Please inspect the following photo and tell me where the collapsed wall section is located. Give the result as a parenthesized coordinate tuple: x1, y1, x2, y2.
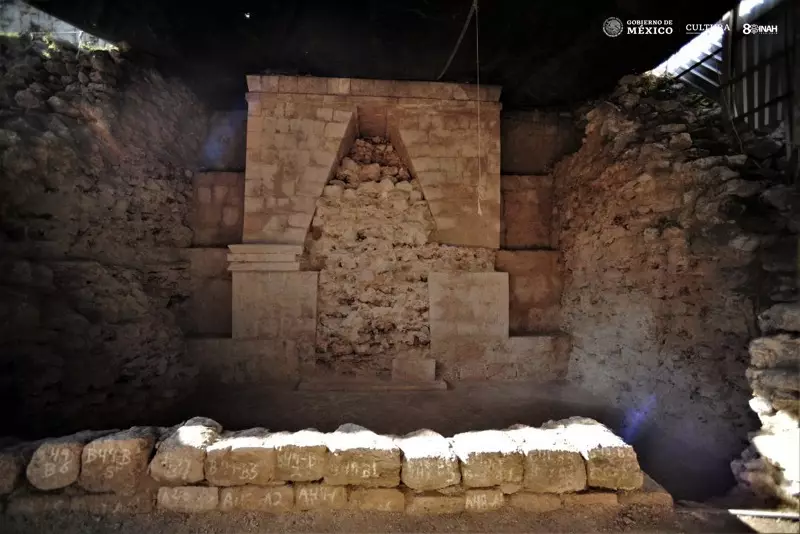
(0, 36, 209, 436)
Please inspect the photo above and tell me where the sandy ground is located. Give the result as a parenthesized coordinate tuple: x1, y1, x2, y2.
(2, 505, 797, 534)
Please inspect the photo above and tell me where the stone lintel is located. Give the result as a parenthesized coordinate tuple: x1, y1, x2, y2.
(246, 75, 502, 102)
(228, 262, 300, 272)
(227, 244, 304, 272)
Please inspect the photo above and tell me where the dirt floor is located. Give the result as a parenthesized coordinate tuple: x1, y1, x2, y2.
(2, 505, 797, 534)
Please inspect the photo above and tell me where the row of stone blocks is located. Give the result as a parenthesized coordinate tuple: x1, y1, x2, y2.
(0, 417, 672, 515)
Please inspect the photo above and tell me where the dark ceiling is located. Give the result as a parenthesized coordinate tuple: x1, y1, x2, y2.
(28, 0, 737, 110)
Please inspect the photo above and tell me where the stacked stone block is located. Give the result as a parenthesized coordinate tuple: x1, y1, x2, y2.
(244, 75, 502, 250)
(732, 302, 800, 507)
(190, 172, 245, 247)
(1, 417, 672, 516)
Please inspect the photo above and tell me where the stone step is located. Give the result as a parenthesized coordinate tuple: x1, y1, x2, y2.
(297, 379, 448, 392)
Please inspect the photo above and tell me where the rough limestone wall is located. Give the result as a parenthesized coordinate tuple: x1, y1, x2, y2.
(553, 75, 793, 500)
(304, 136, 495, 378)
(0, 417, 671, 516)
(0, 36, 209, 436)
(733, 303, 800, 508)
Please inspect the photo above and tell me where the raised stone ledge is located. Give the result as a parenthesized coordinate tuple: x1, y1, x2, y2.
(246, 75, 502, 102)
(2, 418, 671, 515)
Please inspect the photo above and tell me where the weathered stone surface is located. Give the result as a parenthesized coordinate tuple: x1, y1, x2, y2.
(561, 491, 619, 507)
(294, 483, 348, 510)
(0, 447, 25, 495)
(405, 492, 465, 515)
(269, 429, 328, 482)
(70, 492, 155, 514)
(749, 335, 800, 369)
(495, 250, 562, 334)
(465, 488, 506, 512)
(149, 417, 221, 484)
(449, 430, 523, 487)
(79, 427, 156, 494)
(501, 175, 554, 248)
(758, 303, 800, 334)
(618, 474, 673, 507)
(157, 486, 219, 513)
(0, 41, 208, 438)
(554, 73, 771, 500)
(349, 488, 405, 511)
(27, 431, 110, 491)
(205, 428, 277, 486)
(543, 418, 643, 490)
(306, 137, 496, 377)
(6, 494, 71, 514)
(219, 484, 294, 512)
(509, 492, 562, 512)
(397, 429, 461, 490)
(507, 424, 587, 493)
(325, 424, 401, 487)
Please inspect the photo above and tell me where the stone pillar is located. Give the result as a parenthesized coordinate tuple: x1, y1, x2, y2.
(227, 244, 317, 341)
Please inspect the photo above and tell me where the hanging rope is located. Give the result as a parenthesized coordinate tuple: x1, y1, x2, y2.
(436, 0, 477, 81)
(474, 0, 484, 217)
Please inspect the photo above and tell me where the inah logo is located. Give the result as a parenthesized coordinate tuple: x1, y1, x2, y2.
(603, 17, 624, 37)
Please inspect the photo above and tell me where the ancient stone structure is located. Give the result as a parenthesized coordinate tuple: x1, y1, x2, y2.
(186, 75, 569, 387)
(0, 36, 208, 436)
(553, 74, 798, 501)
(0, 417, 672, 517)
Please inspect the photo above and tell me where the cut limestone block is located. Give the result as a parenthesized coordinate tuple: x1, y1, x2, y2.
(509, 492, 562, 512)
(562, 492, 619, 507)
(26, 430, 112, 491)
(397, 429, 460, 491)
(79, 427, 157, 495)
(543, 417, 643, 490)
(449, 430, 523, 487)
(507, 424, 587, 493)
(205, 428, 276, 486)
(349, 488, 406, 512)
(618, 474, 673, 507)
(405, 492, 465, 515)
(465, 488, 506, 512)
(6, 494, 71, 514)
(149, 417, 221, 485)
(70, 492, 155, 514)
(219, 485, 294, 512)
(268, 429, 328, 482)
(157, 486, 219, 513)
(294, 483, 348, 510)
(325, 424, 401, 487)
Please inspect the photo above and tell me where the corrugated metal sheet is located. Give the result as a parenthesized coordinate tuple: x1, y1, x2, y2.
(655, 0, 797, 138)
(723, 0, 797, 132)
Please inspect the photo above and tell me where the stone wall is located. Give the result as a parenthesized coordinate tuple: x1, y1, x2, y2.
(242, 75, 502, 249)
(0, 36, 209, 436)
(189, 172, 244, 247)
(305, 136, 495, 378)
(501, 111, 579, 175)
(552, 75, 795, 500)
(0, 417, 672, 517)
(502, 175, 555, 249)
(732, 303, 800, 508)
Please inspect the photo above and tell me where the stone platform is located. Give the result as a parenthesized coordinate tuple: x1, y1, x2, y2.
(0, 417, 671, 517)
